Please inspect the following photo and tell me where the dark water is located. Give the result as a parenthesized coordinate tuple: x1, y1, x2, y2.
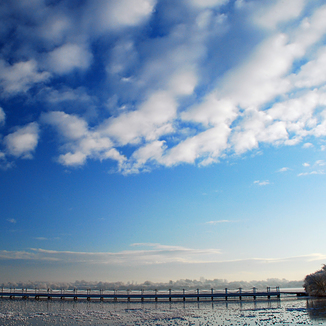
(1, 297, 326, 325)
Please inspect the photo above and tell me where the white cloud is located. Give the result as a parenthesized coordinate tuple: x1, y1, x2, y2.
(0, 107, 5, 126)
(277, 167, 289, 172)
(298, 170, 325, 176)
(206, 220, 231, 224)
(0, 243, 222, 265)
(234, 0, 246, 9)
(0, 152, 12, 170)
(303, 162, 310, 167)
(88, 0, 156, 32)
(2, 246, 326, 280)
(42, 111, 88, 141)
(182, 96, 236, 128)
(294, 47, 326, 88)
(188, 0, 229, 9)
(232, 109, 288, 154)
(122, 140, 166, 174)
(4, 1, 326, 175)
(45, 87, 94, 104)
(315, 160, 326, 166)
(253, 180, 270, 186)
(47, 43, 93, 74)
(100, 91, 177, 145)
(42, 111, 126, 167)
(303, 142, 313, 148)
(267, 90, 322, 124)
(168, 69, 197, 96)
(292, 4, 326, 51)
(4, 122, 39, 159)
(157, 4, 326, 172)
(161, 124, 230, 167)
(219, 34, 295, 109)
(107, 40, 138, 75)
(254, 0, 306, 30)
(0, 60, 50, 94)
(7, 218, 16, 224)
(39, 15, 72, 45)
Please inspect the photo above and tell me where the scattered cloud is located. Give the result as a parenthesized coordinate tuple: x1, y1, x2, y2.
(298, 171, 325, 176)
(41, 111, 126, 167)
(0, 107, 5, 126)
(0, 154, 13, 170)
(0, 60, 50, 95)
(205, 220, 232, 224)
(0, 247, 325, 275)
(298, 160, 326, 176)
(1, 2, 326, 173)
(47, 43, 93, 75)
(4, 123, 40, 159)
(87, 0, 156, 32)
(188, 0, 229, 9)
(253, 0, 305, 30)
(253, 180, 270, 186)
(6, 218, 16, 224)
(303, 143, 314, 149)
(0, 243, 222, 265)
(277, 167, 290, 172)
(315, 160, 326, 166)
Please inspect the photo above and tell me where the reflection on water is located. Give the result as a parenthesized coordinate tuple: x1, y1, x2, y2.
(307, 298, 326, 320)
(1, 297, 326, 325)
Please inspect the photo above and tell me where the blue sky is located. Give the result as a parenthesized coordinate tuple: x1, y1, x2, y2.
(1, 0, 326, 283)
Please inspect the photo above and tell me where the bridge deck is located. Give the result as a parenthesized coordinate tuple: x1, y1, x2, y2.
(0, 288, 308, 302)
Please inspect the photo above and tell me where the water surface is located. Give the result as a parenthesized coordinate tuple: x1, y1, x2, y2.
(1, 296, 326, 325)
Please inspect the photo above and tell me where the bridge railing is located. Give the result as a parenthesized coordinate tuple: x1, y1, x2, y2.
(1, 286, 285, 297)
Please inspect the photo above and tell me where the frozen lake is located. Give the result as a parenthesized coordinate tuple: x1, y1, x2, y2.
(1, 296, 326, 325)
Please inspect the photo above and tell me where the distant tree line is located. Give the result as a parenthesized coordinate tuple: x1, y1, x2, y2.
(1, 278, 302, 291)
(304, 265, 326, 296)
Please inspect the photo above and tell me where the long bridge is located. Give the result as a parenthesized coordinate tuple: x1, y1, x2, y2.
(0, 287, 307, 302)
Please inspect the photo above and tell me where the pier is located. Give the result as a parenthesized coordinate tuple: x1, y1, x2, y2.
(0, 287, 307, 302)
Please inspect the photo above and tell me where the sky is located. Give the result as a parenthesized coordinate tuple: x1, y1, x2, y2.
(1, 0, 326, 284)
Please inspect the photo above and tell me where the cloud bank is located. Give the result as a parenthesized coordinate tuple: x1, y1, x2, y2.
(0, 243, 221, 265)
(1, 244, 324, 283)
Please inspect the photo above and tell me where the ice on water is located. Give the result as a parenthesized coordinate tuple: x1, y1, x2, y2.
(1, 297, 326, 325)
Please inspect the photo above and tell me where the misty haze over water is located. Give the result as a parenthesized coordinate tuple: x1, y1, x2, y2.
(1, 278, 303, 291)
